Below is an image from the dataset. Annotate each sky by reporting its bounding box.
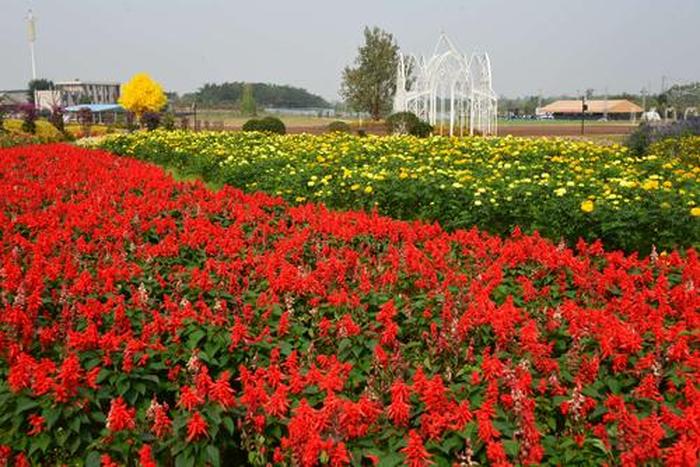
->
[2,0,699,101]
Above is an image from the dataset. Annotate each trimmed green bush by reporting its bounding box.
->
[242,116,286,134]
[327,121,352,133]
[386,111,432,137]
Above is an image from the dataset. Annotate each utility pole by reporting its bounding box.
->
[580,95,587,135]
[603,87,608,121]
[192,101,197,131]
[26,8,37,81]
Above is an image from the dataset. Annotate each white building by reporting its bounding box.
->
[36,80,120,111]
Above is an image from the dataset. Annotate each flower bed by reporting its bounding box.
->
[0,132,43,148]
[0,144,698,466]
[99,131,700,253]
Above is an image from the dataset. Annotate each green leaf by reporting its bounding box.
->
[69,415,81,433]
[206,445,221,467]
[503,439,519,458]
[44,407,61,430]
[222,416,235,434]
[14,397,39,414]
[188,329,206,349]
[85,451,101,467]
[175,453,195,467]
[377,452,403,467]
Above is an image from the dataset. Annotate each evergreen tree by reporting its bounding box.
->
[27,78,54,104]
[340,26,400,120]
[240,83,257,116]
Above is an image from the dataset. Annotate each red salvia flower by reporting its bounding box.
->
[138,444,156,467]
[186,411,208,442]
[209,370,237,408]
[106,396,136,432]
[401,430,432,467]
[27,414,44,436]
[178,385,204,411]
[387,379,411,427]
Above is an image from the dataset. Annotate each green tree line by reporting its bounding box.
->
[178,82,330,109]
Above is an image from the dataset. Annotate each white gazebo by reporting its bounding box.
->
[393,34,498,136]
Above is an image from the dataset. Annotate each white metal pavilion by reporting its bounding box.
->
[393,34,498,136]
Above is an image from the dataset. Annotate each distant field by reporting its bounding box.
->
[185,108,638,142]
[194,110,348,128]
[497,118,636,126]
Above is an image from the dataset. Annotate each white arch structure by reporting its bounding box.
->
[393,34,498,136]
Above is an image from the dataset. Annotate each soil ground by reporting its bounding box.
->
[190,110,637,141]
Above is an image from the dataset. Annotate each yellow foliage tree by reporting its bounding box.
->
[118,73,167,121]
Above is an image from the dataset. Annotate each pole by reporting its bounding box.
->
[26,9,37,80]
[192,102,197,131]
[603,87,608,121]
[581,96,585,135]
[29,42,37,81]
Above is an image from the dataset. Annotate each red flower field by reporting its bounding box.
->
[0,144,698,466]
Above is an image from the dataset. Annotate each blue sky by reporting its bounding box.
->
[2,0,699,100]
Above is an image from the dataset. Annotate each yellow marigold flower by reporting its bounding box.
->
[364,185,373,194]
[580,200,595,213]
[642,179,659,190]
[691,207,700,217]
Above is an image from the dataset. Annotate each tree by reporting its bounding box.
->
[181,82,330,109]
[240,83,257,116]
[118,73,167,123]
[27,78,54,104]
[340,26,400,120]
[20,104,37,134]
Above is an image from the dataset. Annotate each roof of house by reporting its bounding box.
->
[0,90,29,105]
[65,104,123,113]
[539,99,643,114]
[55,80,120,87]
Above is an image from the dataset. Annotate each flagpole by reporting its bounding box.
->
[27,8,37,80]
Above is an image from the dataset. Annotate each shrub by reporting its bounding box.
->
[412,120,433,138]
[386,111,419,135]
[141,112,161,131]
[125,112,138,132]
[327,120,352,133]
[161,112,176,130]
[242,116,286,134]
[3,118,63,142]
[20,104,37,134]
[77,107,93,131]
[626,117,700,154]
[386,111,432,137]
[49,106,65,134]
[0,105,7,133]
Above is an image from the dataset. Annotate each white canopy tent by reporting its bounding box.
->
[393,34,498,136]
